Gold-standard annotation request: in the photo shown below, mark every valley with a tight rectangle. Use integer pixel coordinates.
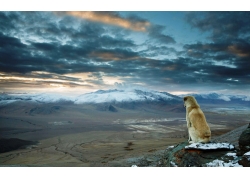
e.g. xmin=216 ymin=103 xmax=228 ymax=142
xmin=0 ymin=89 xmax=249 ymax=166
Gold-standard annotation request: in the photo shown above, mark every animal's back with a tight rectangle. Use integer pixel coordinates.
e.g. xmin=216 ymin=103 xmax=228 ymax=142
xmin=189 ymin=108 xmax=211 ymax=138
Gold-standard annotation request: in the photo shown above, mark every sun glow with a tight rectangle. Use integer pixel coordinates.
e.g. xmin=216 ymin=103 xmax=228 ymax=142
xmin=0 ymin=71 xmax=125 ymax=94
xmin=170 ymin=91 xmax=196 ymax=95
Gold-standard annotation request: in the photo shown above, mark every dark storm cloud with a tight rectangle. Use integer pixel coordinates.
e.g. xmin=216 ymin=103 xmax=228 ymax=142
xmin=0 ymin=32 xmax=25 ymax=48
xmin=185 ymin=12 xmax=250 ymax=42
xmin=181 ymin=41 xmax=250 ymax=81
xmin=0 ymin=12 xmax=139 ymax=76
xmin=147 ymin=24 xmax=176 ymax=44
xmin=140 ymin=45 xmax=177 ymax=58
xmin=182 ymin=12 xmax=250 ymax=88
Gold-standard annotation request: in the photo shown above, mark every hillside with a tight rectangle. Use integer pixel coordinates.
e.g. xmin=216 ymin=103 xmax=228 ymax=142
xmin=123 ymin=123 xmax=250 ymax=167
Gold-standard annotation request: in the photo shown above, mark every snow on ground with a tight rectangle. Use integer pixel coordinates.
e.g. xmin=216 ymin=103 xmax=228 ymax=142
xmin=226 ymin=152 xmax=237 ymax=157
xmin=113 ymin=118 xmax=185 ymax=125
xmin=185 ymin=142 xmax=235 ymax=150
xmin=0 ymin=100 xmax=17 ymax=105
xmin=30 ymin=93 xmax=75 ymax=102
xmin=206 ymin=159 xmax=243 ymax=167
xmin=243 ymin=151 xmax=250 ymax=161
xmin=206 ymin=151 xmax=243 ymax=167
xmin=185 ymin=143 xmax=244 ymax=167
xmin=127 ymin=124 xmax=174 ymax=133
xmin=170 ymin=161 xmax=178 ymax=167
xmin=244 ymin=151 xmax=250 ymax=156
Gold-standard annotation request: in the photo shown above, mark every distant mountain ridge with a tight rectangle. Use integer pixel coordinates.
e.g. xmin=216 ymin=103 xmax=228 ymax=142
xmin=0 ymin=89 xmax=250 ymax=105
xmin=180 ymin=93 xmax=250 ymax=105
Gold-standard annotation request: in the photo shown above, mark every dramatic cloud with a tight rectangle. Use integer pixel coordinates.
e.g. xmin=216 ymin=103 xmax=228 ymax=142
xmin=185 ymin=12 xmax=250 ymax=42
xmin=0 ymin=11 xmax=249 ymax=95
xmin=183 ymin=12 xmax=250 ymax=91
xmin=147 ymin=24 xmax=176 ymax=44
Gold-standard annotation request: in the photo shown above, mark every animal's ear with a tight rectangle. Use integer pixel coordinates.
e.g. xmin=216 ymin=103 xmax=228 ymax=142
xmin=183 ymin=97 xmax=187 ymax=101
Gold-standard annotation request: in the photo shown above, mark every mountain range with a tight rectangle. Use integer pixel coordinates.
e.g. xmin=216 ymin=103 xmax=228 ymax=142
xmin=0 ymin=88 xmax=250 ymax=106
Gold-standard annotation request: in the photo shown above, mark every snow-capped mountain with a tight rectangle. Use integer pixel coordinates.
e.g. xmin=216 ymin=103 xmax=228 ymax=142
xmin=0 ymin=93 xmax=74 ymax=104
xmin=0 ymin=89 xmax=181 ymax=105
xmin=74 ymin=89 xmax=181 ymax=104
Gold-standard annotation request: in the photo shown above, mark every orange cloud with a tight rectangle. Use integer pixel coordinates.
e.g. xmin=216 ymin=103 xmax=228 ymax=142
xmin=89 ymin=51 xmax=140 ymax=61
xmin=228 ymin=45 xmax=250 ymax=57
xmin=65 ymin=11 xmax=150 ymax=31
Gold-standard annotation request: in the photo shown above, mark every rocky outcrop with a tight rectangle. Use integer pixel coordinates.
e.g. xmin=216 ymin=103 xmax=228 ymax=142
xmin=129 ymin=141 xmax=244 ymax=167
xmin=162 ymin=142 xmax=241 ymax=167
xmin=162 ymin=123 xmax=250 ymax=167
xmin=238 ymin=123 xmax=250 ymax=155
xmin=129 ymin=124 xmax=250 ymax=167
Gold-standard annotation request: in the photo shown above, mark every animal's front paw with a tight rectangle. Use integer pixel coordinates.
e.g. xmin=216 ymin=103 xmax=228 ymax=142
xmin=189 ymin=141 xmax=194 ymax=144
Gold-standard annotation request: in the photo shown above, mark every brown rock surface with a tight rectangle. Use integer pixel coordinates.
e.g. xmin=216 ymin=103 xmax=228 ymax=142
xmin=238 ymin=123 xmax=250 ymax=155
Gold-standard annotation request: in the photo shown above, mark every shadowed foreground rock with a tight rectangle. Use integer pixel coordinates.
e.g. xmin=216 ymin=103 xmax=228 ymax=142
xmin=238 ymin=152 xmax=250 ymax=167
xmin=162 ymin=142 xmax=240 ymax=167
xmin=238 ymin=123 xmax=250 ymax=155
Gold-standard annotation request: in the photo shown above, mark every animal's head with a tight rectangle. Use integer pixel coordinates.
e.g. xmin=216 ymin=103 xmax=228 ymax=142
xmin=183 ymin=96 xmax=199 ymax=108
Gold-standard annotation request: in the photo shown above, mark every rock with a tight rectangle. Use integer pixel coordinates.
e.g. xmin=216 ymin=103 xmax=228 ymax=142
xmin=238 ymin=123 xmax=250 ymax=155
xmin=163 ymin=141 xmax=237 ymax=167
xmin=238 ymin=151 xmax=250 ymax=167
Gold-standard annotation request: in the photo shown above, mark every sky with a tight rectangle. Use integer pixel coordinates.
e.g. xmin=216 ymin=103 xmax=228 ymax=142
xmin=1 ymin=3 xmax=250 ymax=95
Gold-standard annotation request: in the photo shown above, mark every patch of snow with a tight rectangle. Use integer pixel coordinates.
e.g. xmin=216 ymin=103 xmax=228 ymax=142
xmin=226 ymin=152 xmax=237 ymax=157
xmin=185 ymin=142 xmax=235 ymax=150
xmin=243 ymin=151 xmax=250 ymax=161
xmin=30 ymin=93 xmax=74 ymax=102
xmin=166 ymin=145 xmax=175 ymax=150
xmin=218 ymin=95 xmax=231 ymax=101
xmin=206 ymin=159 xmax=243 ymax=167
xmin=0 ymin=100 xmax=17 ymax=105
xmin=127 ymin=124 xmax=171 ymax=133
xmin=170 ymin=161 xmax=178 ymax=167
xmin=244 ymin=151 xmax=250 ymax=156
xmin=131 ymin=165 xmax=138 ymax=167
